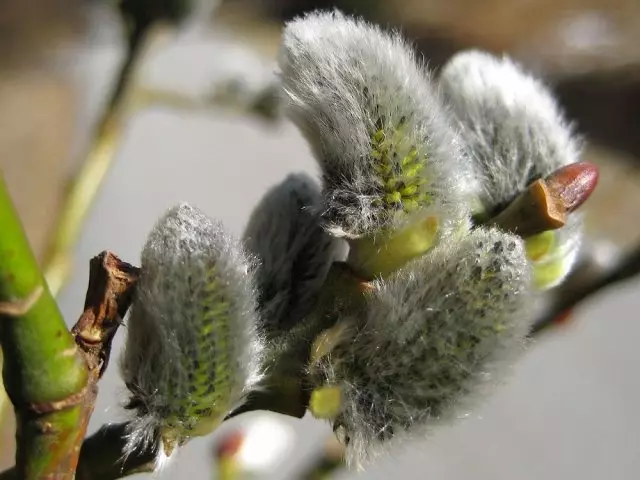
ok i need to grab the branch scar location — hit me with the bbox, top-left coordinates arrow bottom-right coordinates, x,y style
0,286 -> 44,317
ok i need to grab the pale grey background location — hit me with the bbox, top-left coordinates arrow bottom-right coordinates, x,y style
52,7 -> 640,479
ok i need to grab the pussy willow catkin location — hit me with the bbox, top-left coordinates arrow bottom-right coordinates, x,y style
279,10 -> 471,239
310,227 -> 532,467
243,173 -> 337,339
120,203 -> 262,467
440,50 -> 583,288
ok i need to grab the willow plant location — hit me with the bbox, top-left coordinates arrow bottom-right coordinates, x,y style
0,8 -> 609,480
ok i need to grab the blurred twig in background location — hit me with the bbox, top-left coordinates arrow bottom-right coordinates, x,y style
298,437 -> 345,480
42,14 -> 152,296
0,0 -> 86,465
42,2 -> 282,297
531,242 -> 640,335
133,79 -> 281,123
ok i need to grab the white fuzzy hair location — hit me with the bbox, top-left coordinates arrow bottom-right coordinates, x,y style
120,203 -> 263,466
278,10 -> 471,239
243,173 -> 339,340
315,227 -> 532,467
439,50 -> 582,211
439,50 -> 583,287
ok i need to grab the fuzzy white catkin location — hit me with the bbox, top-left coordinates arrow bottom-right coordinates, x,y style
439,50 -> 581,210
314,227 -> 532,467
120,203 -> 262,467
439,50 -> 583,286
278,10 -> 470,239
243,173 -> 338,339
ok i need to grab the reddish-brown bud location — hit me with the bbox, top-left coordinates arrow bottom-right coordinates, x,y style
545,162 -> 599,214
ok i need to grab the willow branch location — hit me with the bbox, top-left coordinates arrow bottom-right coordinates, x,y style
2,245 -> 323,479
0,235 -> 140,478
0,174 -> 89,479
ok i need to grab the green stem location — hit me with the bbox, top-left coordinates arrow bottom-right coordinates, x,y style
0,420 -> 155,480
0,175 -> 88,478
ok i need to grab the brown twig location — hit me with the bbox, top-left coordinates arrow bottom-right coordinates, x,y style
66,252 -> 140,473
71,252 -> 140,378
0,252 -> 140,479
75,422 -> 156,480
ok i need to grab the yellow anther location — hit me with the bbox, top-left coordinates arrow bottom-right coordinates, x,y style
310,386 -> 343,419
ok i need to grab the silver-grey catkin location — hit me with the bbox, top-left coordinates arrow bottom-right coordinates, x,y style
278,10 -> 471,238
313,227 -> 532,467
243,173 -> 338,339
120,203 -> 262,467
439,49 -> 581,210
439,49 -> 583,286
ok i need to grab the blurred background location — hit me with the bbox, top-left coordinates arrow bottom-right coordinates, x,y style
1,0 -> 640,478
